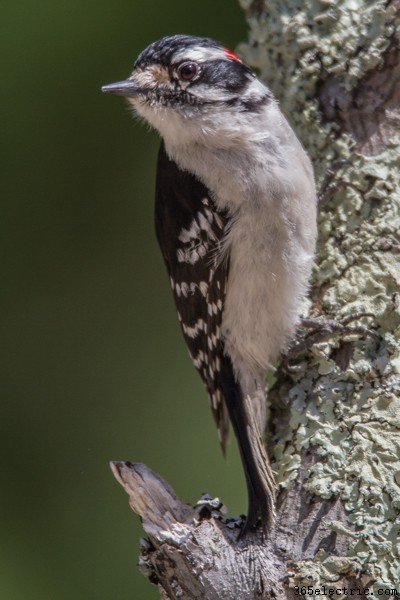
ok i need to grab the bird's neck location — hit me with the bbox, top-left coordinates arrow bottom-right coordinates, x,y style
164,126 -> 289,213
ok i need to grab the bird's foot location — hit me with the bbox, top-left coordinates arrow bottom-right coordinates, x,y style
284,312 -> 380,370
193,495 -> 268,538
193,493 -> 227,522
318,159 -> 360,206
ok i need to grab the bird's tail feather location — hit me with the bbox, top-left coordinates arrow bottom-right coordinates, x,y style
220,354 -> 276,535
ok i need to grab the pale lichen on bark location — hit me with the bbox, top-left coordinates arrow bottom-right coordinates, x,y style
238,0 -> 398,159
238,0 -> 400,592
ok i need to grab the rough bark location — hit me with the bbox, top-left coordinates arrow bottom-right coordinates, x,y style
112,1 -> 400,597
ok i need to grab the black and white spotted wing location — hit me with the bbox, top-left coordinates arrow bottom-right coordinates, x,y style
155,141 -> 230,451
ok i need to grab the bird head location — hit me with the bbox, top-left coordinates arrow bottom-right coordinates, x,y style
102,35 -> 272,145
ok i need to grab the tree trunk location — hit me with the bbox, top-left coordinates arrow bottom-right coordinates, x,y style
111,1 -> 400,597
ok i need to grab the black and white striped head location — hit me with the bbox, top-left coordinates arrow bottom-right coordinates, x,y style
102,35 -> 272,135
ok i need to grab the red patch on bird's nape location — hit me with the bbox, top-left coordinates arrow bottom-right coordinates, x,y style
224,49 -> 243,63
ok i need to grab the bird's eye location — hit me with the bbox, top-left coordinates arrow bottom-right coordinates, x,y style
177,62 -> 200,81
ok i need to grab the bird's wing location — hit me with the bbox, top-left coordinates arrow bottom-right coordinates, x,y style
155,141 -> 230,452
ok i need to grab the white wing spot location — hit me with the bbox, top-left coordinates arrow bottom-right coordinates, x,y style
198,244 -> 207,258
182,318 -> 205,339
191,350 -> 205,368
214,213 -> 224,229
203,207 -> 214,223
197,212 -> 210,231
180,282 -> 189,297
179,220 -> 200,244
199,281 -> 208,296
176,249 -> 185,263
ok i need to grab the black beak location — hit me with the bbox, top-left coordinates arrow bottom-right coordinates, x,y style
101,80 -> 139,97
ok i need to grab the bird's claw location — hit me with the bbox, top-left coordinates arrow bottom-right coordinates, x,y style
284,312 -> 380,370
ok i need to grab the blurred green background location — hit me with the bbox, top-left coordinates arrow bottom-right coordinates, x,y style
1,1 -> 248,598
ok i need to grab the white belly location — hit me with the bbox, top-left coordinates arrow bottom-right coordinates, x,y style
221,201 -> 315,386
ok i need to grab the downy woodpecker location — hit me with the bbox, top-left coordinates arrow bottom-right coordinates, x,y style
102,35 -> 317,534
